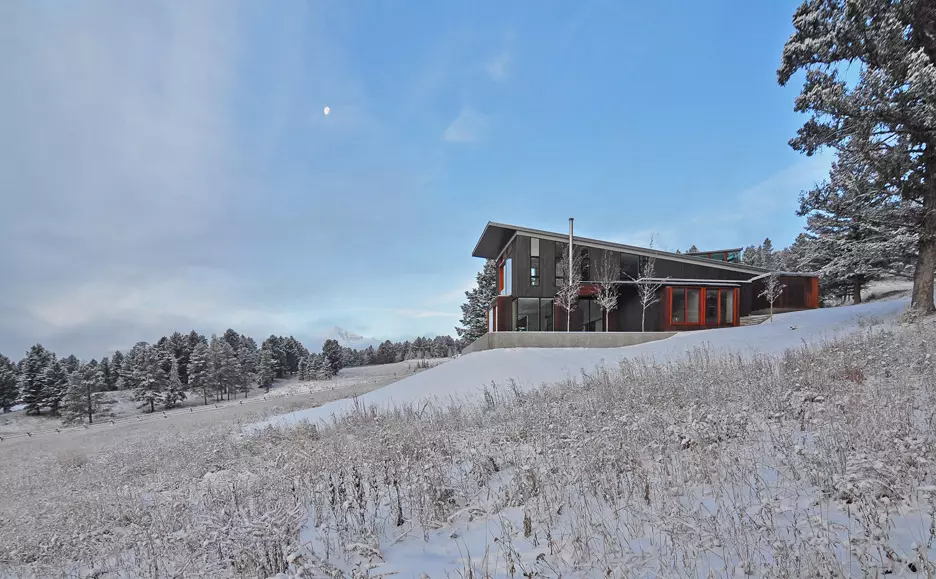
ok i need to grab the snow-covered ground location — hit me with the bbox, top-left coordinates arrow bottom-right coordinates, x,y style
0,358 -> 448,437
252,298 -> 907,431
4,300 -> 934,578
862,277 -> 914,302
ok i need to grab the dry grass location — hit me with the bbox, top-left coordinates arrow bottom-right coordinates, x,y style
1,321 -> 935,578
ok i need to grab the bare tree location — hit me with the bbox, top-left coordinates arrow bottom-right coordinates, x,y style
555,242 -> 583,332
628,237 -> 665,332
758,273 -> 785,321
594,250 -> 620,332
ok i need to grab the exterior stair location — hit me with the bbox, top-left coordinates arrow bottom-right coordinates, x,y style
740,314 -> 772,326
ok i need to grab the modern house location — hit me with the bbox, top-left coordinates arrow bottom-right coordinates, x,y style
472,221 -> 819,334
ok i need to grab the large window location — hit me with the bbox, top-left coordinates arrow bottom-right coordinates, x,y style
514,298 -> 558,331
578,298 -> 604,332
580,247 -> 591,281
555,253 -> 565,286
515,298 -> 539,331
670,288 -> 701,324
720,289 -> 734,324
670,287 -> 736,326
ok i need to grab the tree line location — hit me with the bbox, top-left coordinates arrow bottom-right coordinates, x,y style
0,331 -> 461,420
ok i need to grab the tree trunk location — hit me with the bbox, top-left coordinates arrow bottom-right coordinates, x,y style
566,308 -> 571,332
641,307 -> 646,332
852,280 -> 863,304
911,170 -> 936,313
149,399 -> 155,414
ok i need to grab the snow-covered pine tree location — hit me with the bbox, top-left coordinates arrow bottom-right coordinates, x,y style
759,239 -> 775,269
62,362 -> 114,424
187,341 -> 214,405
98,356 -> 112,391
0,354 -> 18,412
237,337 -> 258,396
741,245 -> 759,266
798,141 -> 918,303
687,244 -> 699,253
18,344 -> 53,415
322,339 -> 343,376
109,350 -> 124,390
61,354 -> 80,375
41,359 -> 69,416
164,356 -> 185,409
257,347 -> 275,392
133,345 -> 166,413
778,0 -> 936,312
297,358 -> 307,381
456,259 -> 498,343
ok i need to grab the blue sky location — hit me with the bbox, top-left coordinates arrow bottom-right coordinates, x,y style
0,0 -> 830,358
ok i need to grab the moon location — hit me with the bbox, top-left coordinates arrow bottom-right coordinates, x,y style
323,106 -> 330,116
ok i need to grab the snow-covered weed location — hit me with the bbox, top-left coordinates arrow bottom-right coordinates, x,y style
2,322 -> 936,577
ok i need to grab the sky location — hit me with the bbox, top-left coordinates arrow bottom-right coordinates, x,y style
0,0 -> 832,359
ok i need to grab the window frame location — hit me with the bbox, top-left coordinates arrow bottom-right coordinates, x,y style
667,287 -> 738,327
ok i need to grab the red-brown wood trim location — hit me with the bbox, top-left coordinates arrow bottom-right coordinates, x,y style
733,287 -> 740,326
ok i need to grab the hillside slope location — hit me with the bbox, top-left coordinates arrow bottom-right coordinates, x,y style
253,298 -> 907,431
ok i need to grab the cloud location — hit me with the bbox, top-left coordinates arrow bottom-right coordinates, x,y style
483,50 -> 511,81
443,107 -> 488,143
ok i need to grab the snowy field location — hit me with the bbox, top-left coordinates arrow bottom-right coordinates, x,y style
0,358 -> 447,438
2,299 -> 934,578
251,299 -> 908,431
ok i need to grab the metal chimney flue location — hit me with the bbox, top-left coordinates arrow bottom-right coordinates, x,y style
568,218 -> 574,283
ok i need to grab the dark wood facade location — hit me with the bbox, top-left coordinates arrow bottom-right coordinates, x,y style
478,225 -> 819,333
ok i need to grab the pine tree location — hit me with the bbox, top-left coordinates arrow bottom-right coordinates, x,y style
257,348 -> 275,392
62,363 -> 114,424
298,358 -> 308,381
236,337 -> 259,397
61,354 -> 80,375
109,350 -> 124,390
322,339 -> 343,376
133,345 -> 166,413
687,244 -> 699,253
759,239 -> 775,269
0,354 -> 18,412
456,259 -> 498,343
798,143 -> 918,303
778,0 -> 936,312
216,340 -> 239,401
98,356 -> 112,391
42,359 -> 69,416
188,341 -> 214,405
18,344 -> 53,415
164,356 -> 185,409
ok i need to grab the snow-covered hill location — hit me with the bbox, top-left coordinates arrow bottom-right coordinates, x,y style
252,298 -> 908,432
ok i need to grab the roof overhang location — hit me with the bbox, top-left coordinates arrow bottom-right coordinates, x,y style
472,221 -> 773,277
472,223 -> 520,259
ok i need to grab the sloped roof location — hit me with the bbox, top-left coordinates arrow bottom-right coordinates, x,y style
472,222 -> 771,276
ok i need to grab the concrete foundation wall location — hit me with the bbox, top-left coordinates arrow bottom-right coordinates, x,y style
462,331 -> 675,354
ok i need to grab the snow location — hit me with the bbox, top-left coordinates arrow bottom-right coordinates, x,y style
251,298 -> 908,432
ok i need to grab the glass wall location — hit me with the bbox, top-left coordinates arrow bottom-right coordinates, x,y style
540,298 -> 554,331
720,289 -> 734,324
515,298 -> 540,331
670,287 -> 736,326
672,289 -> 686,323
577,298 -> 604,332
706,290 -> 719,324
